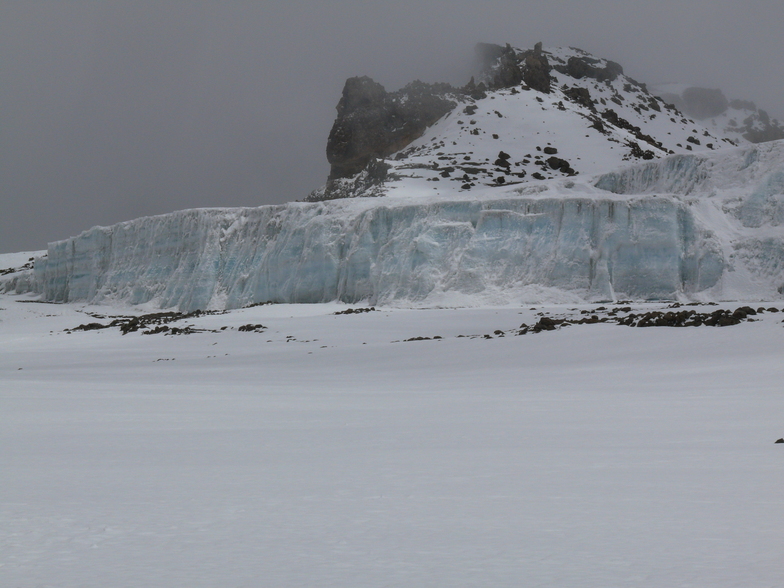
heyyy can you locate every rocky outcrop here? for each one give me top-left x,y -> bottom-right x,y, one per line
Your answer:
325,77 -> 457,181
742,109 -> 784,143
306,157 -> 393,201
477,41 -> 552,94
555,55 -> 623,83
564,86 -> 595,111
323,41 -> 557,193
522,42 -> 552,93
478,43 -> 523,90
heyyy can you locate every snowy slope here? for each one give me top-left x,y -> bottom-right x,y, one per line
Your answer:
349,46 -> 743,199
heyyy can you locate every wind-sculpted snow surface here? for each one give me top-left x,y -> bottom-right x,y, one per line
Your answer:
32,192 -> 723,311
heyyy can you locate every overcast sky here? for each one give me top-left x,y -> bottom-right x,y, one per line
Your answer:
2,1 -> 783,253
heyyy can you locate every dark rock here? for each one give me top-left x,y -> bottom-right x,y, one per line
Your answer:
309,157 -> 394,201
776,438 -> 784,444
556,55 -> 623,82
589,116 -> 607,133
603,61 -> 624,80
616,307 -> 759,328
564,86 -> 595,111
533,316 -> 558,332
238,324 -> 266,332
601,109 -> 663,150
742,109 -> 784,143
334,307 -> 376,315
543,146 -> 558,154
546,156 -> 574,174
143,325 -> 170,335
325,76 -> 457,181
482,43 -> 523,90
71,322 -> 109,332
522,42 -> 552,94
462,77 -> 487,100
627,141 -> 656,160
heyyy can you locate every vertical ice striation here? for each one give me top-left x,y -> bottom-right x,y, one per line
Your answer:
32,193 -> 725,310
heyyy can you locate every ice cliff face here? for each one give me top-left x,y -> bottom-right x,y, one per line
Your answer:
29,192 -> 721,311
6,44 -> 784,309
18,140 -> 783,310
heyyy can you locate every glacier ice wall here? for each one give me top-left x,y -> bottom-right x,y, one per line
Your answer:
31,195 -> 724,311
20,142 -> 784,310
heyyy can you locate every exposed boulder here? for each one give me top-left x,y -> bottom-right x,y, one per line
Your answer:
556,55 -> 623,82
326,76 -> 457,180
564,86 -> 595,111
462,76 -> 488,100
522,42 -> 552,93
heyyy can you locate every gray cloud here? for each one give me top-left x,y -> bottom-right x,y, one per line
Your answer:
2,1 -> 783,252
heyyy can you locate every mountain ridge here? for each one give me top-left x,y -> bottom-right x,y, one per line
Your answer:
310,43 -> 781,202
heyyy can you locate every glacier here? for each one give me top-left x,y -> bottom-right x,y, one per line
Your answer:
25,195 -> 719,311
8,141 -> 780,310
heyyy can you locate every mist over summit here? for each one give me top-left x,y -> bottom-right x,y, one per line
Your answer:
310,42 -> 783,202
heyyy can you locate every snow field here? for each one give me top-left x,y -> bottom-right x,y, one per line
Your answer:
2,296 -> 784,586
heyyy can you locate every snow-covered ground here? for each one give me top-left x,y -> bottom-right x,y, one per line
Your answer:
2,289 -> 784,587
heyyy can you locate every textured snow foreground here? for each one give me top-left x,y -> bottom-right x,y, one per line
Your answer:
2,292 -> 784,587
